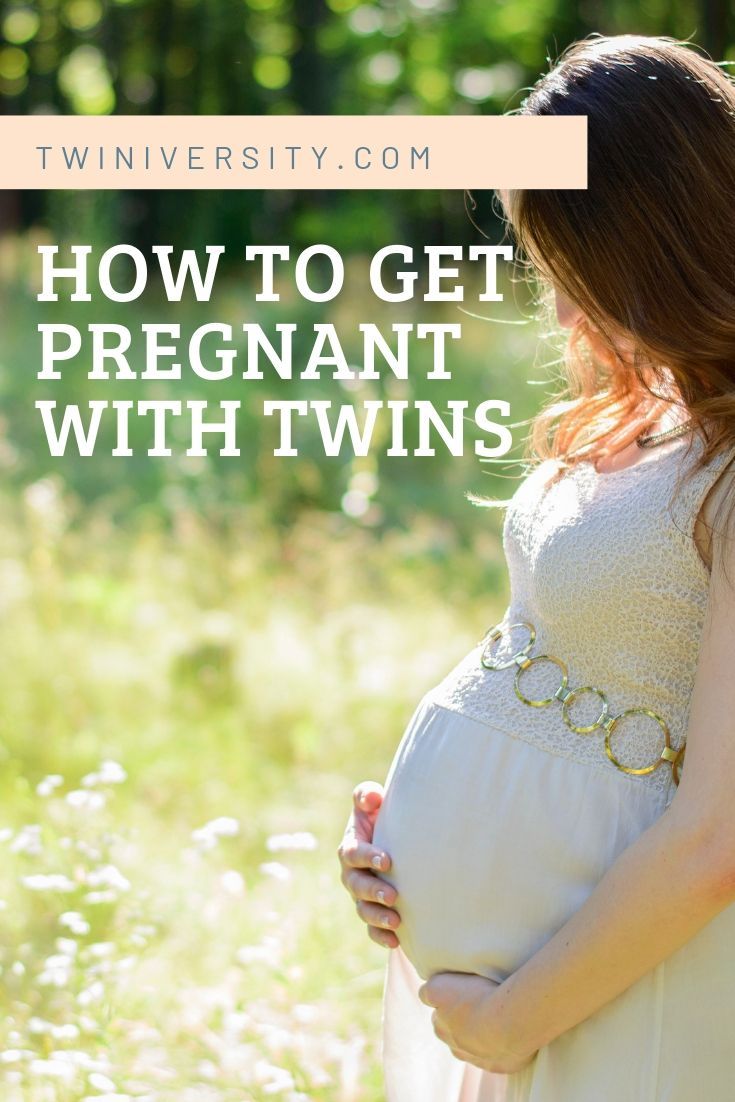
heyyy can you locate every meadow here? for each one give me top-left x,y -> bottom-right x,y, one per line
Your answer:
0,235 -> 546,1101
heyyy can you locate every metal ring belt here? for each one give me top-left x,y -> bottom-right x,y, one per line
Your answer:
479,621 -> 685,785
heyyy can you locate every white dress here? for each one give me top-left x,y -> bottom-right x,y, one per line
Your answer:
372,432 -> 735,1102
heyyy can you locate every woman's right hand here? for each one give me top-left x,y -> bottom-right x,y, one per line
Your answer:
337,780 -> 401,949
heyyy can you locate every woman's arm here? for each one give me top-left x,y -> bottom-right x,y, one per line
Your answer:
420,509 -> 735,1070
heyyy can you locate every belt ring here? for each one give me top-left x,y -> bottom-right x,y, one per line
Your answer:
480,621 -> 536,671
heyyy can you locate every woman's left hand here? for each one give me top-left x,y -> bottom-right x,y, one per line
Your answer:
417,972 -> 537,1075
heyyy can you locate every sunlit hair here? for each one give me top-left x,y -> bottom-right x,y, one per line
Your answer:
498,34 -> 735,538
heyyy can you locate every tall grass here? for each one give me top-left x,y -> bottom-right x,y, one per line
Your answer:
0,478 -> 510,1101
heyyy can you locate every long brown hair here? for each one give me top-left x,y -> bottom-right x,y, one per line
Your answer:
502,34 -> 735,501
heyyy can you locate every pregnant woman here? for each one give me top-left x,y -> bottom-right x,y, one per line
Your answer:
337,34 -> 735,1102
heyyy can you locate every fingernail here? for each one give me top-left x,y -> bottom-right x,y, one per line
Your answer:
372,853 -> 385,869
376,889 -> 386,903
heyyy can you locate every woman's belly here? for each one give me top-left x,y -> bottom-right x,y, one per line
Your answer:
371,689 -> 668,984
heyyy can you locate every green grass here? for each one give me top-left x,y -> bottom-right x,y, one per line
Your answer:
0,483 -> 510,1101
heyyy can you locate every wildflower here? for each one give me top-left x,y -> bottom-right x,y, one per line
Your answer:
38,954 -> 73,987
84,890 -> 119,904
59,911 -> 91,936
77,980 -> 105,1006
36,774 -> 64,797
10,824 -> 43,855
191,816 -> 240,850
254,1059 -> 296,1095
55,937 -> 79,956
235,936 -> 281,967
86,864 -> 131,892
220,870 -> 246,896
292,1004 -> 318,1024
266,831 -> 318,852
21,873 -> 77,892
0,1050 -> 32,1064
66,789 -> 106,811
259,862 -> 291,882
51,1023 -> 81,1041
81,761 -> 127,787
85,941 -> 116,959
28,1056 -> 75,1080
87,1071 -> 117,1092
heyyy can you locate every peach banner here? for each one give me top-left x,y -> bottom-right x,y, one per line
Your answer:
0,115 -> 586,190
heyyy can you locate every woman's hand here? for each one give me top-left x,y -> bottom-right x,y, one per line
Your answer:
337,780 -> 401,949
418,972 -> 538,1075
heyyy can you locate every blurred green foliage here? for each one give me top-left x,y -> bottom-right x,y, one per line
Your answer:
1,0 -> 733,250
0,237 -> 547,533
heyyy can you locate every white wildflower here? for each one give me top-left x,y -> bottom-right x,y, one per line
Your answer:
235,937 -> 281,967
28,1057 -> 75,1079
266,831 -> 318,852
66,789 -> 106,811
76,840 -> 102,860
28,1018 -> 52,1034
220,870 -> 245,896
83,890 -> 118,904
259,861 -> 291,882
10,824 -> 43,855
57,1049 -> 108,1072
254,1059 -> 295,1094
51,1023 -> 80,1041
22,873 -> 77,892
88,1071 -> 117,1092
55,937 -> 78,956
59,911 -> 91,935
38,954 -> 73,986
81,761 -> 127,787
77,980 -> 105,1006
36,774 -> 64,797
86,865 -> 131,892
292,1003 -> 318,1024
0,1050 -> 32,1064
86,942 -> 116,959
191,816 -> 240,850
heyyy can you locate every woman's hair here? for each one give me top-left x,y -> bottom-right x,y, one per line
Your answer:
501,34 -> 735,529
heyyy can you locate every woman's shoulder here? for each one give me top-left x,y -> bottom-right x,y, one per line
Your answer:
675,433 -> 735,574
694,452 -> 735,573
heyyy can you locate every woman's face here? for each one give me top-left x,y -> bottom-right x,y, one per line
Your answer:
553,285 -> 639,368
496,189 -> 638,362
554,288 -> 586,330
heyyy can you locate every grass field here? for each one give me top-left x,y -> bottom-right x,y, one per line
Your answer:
0,479 -> 512,1101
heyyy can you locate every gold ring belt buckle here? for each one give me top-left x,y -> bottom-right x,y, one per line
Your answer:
479,620 -> 685,786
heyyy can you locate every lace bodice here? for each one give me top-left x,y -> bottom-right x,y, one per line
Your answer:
429,432 -> 735,802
